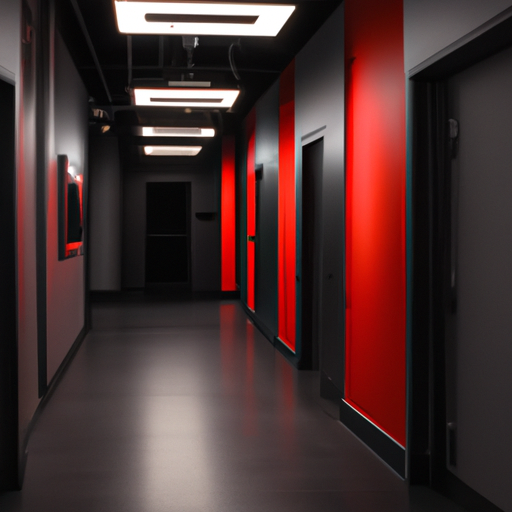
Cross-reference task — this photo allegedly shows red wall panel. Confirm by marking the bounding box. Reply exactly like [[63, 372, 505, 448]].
[[221, 136, 237, 291], [246, 109, 256, 310], [345, 0, 407, 446], [278, 61, 296, 351]]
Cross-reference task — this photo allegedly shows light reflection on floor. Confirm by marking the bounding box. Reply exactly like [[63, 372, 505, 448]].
[[0, 296, 469, 512]]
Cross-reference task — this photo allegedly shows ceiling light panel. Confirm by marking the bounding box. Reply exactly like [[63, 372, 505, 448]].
[[142, 127, 215, 137], [134, 88, 239, 108], [114, 1, 296, 37], [144, 145, 202, 156]]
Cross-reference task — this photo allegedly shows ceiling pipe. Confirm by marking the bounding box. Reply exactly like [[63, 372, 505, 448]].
[[159, 36, 164, 70], [69, 0, 113, 104], [79, 64, 282, 75], [127, 35, 133, 87], [229, 39, 241, 81]]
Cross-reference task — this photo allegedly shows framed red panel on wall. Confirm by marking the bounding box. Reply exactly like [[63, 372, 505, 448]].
[[57, 154, 83, 260]]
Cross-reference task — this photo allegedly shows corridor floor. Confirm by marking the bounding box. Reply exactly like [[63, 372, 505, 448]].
[[0, 296, 467, 512]]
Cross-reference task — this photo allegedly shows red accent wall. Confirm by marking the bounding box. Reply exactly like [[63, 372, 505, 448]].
[[345, 0, 407, 446], [278, 60, 296, 351], [246, 109, 256, 310], [221, 136, 237, 292]]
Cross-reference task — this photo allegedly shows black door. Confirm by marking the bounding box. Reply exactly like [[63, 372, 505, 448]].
[[410, 36, 512, 507], [300, 138, 323, 370], [145, 182, 191, 287], [443, 46, 512, 510], [0, 78, 19, 491]]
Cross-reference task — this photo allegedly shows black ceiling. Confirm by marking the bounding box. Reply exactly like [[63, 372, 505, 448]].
[[56, 0, 342, 143]]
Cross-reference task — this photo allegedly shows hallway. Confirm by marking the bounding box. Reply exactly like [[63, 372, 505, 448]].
[[0, 296, 465, 511]]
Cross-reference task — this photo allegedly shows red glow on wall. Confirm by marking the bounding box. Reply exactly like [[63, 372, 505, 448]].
[[244, 320, 258, 437], [221, 136, 237, 291], [345, 0, 407, 446], [220, 304, 236, 394], [278, 60, 296, 352], [246, 109, 256, 311]]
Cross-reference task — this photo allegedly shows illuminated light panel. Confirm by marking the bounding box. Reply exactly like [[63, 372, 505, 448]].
[[142, 127, 215, 137], [114, 1, 295, 37], [144, 145, 202, 156], [134, 88, 239, 108]]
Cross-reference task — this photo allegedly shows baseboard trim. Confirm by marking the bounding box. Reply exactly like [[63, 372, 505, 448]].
[[220, 290, 240, 300], [19, 326, 88, 487], [241, 303, 276, 345], [90, 290, 238, 302], [274, 337, 300, 367], [320, 371, 342, 402], [439, 470, 504, 512], [339, 399, 406, 478]]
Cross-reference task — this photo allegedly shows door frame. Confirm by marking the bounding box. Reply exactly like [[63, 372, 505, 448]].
[[407, 11, 512, 509], [144, 181, 192, 289], [298, 137, 324, 370]]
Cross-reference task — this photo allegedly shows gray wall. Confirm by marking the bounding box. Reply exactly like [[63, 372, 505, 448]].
[[295, 4, 345, 389], [404, 0, 512, 71], [239, 4, 345, 382], [0, 0, 20, 83], [122, 154, 221, 291], [447, 48, 512, 511], [89, 136, 122, 291], [239, 4, 345, 385], [254, 81, 279, 333], [12, 0, 41, 445], [1, 2, 88, 447], [1, 0, 40, 447], [47, 30, 88, 383]]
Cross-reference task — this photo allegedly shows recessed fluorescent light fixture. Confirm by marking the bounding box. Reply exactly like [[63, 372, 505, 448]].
[[144, 145, 202, 156], [142, 127, 215, 137], [114, 1, 295, 37], [134, 88, 239, 108]]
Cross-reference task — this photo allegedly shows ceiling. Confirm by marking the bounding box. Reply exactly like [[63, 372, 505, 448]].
[[56, 0, 342, 164]]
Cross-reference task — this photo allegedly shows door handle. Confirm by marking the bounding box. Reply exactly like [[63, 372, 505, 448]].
[[247, 235, 256, 242]]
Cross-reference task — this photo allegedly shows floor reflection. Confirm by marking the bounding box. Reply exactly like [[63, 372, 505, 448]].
[[243, 319, 258, 437], [0, 297, 469, 512], [275, 349, 298, 458], [220, 303, 237, 395]]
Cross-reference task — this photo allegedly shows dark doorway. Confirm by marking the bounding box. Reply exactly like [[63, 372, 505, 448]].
[[254, 164, 263, 314], [0, 78, 19, 491], [442, 46, 512, 511], [410, 25, 512, 510], [145, 182, 191, 287], [300, 138, 324, 370]]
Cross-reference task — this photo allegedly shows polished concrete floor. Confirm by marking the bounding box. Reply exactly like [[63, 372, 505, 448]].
[[0, 295, 467, 511]]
